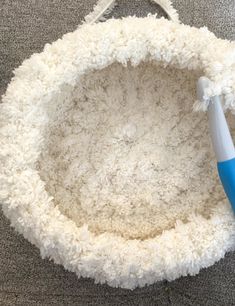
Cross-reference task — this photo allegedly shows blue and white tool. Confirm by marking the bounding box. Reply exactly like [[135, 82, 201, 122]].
[[197, 77, 235, 212]]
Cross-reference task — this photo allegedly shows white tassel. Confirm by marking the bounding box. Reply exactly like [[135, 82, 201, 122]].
[[84, 0, 117, 24], [150, 0, 179, 22]]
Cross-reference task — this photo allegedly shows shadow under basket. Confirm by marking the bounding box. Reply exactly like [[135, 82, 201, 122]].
[[1, 17, 235, 289]]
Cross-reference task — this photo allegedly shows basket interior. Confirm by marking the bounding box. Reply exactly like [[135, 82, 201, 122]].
[[37, 61, 234, 240]]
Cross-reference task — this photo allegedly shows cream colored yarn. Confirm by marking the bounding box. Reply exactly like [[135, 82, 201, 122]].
[[0, 2, 235, 289]]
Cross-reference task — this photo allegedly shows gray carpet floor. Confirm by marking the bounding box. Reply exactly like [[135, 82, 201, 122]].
[[0, 1, 235, 305]]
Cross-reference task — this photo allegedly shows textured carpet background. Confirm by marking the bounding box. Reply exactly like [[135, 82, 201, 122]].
[[0, 1, 235, 305]]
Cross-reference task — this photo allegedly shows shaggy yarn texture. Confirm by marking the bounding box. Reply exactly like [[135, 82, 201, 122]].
[[38, 62, 222, 240], [1, 14, 235, 289]]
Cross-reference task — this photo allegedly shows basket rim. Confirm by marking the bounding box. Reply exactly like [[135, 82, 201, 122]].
[[1, 16, 235, 289]]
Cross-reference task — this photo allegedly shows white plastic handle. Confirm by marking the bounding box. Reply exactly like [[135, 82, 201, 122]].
[[197, 77, 235, 162]]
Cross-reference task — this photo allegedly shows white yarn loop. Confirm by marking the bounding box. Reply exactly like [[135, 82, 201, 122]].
[[84, 0, 179, 24]]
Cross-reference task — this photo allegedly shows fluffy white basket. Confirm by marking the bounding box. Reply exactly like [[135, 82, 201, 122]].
[[1, 0, 235, 289]]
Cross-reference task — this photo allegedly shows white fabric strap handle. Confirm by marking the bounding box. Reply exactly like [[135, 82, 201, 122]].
[[85, 0, 179, 24]]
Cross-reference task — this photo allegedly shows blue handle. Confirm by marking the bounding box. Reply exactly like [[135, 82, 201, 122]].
[[217, 158, 235, 212]]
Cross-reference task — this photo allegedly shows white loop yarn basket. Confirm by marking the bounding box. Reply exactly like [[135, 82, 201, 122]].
[[1, 14, 235, 289]]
